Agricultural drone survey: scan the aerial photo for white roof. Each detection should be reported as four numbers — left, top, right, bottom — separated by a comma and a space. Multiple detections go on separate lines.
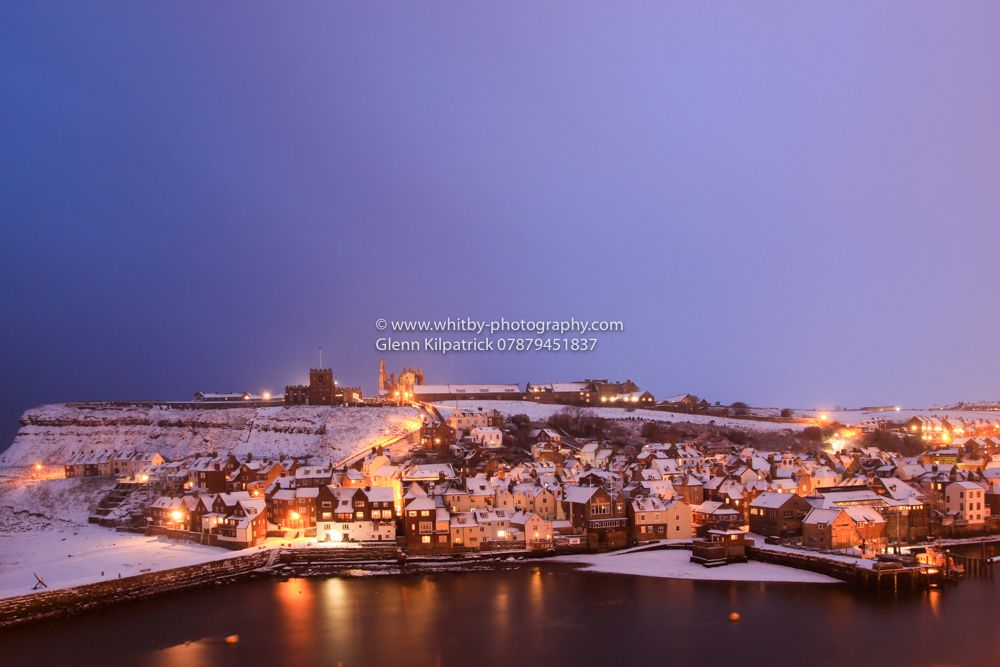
749, 492, 797, 509
844, 506, 885, 524
550, 382, 591, 392
415, 384, 520, 395
405, 497, 436, 511
364, 487, 395, 503
509, 510, 546, 525
878, 477, 924, 502
562, 486, 599, 504
803, 508, 843, 525
404, 463, 456, 480
631, 497, 670, 512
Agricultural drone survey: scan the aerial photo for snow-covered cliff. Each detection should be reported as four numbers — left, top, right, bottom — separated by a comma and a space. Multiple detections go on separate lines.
0, 403, 422, 466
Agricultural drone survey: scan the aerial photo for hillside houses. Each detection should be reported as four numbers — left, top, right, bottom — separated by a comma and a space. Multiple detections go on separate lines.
904, 416, 1000, 444
316, 486, 396, 543
628, 497, 690, 542
64, 450, 121, 478
470, 426, 504, 449
56, 408, 1000, 562
448, 409, 503, 436
562, 485, 628, 550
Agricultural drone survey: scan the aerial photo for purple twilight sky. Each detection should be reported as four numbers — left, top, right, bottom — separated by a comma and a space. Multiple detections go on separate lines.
2, 3, 999, 448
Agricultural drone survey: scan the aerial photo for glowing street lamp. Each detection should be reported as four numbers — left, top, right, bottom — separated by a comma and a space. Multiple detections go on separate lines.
170, 510, 184, 523
262, 391, 272, 401
34, 463, 42, 471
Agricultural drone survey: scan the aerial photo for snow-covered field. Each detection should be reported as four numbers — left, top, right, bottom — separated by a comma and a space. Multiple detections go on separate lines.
553, 549, 841, 584
433, 401, 806, 432
0, 523, 264, 599
0, 404, 422, 466
435, 400, 1000, 432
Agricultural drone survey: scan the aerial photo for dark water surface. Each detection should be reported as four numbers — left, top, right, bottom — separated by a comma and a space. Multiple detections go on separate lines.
0, 564, 995, 667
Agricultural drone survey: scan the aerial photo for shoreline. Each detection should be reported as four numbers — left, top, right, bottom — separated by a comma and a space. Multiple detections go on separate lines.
0, 548, 548, 631
0, 541, 875, 631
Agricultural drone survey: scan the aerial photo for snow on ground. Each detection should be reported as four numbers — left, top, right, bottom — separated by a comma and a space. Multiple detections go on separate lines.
0, 473, 331, 600
437, 401, 1000, 431
0, 476, 115, 527
553, 548, 841, 584
433, 401, 806, 432
0, 474, 251, 599
0, 405, 429, 600
1, 404, 423, 466
0, 523, 264, 599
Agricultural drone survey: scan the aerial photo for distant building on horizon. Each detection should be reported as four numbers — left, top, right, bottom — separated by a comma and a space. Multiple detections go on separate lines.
194, 391, 252, 402
525, 379, 654, 406
379, 359, 425, 399
285, 368, 362, 406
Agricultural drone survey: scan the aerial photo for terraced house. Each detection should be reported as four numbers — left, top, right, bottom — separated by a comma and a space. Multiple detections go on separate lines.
562, 485, 628, 550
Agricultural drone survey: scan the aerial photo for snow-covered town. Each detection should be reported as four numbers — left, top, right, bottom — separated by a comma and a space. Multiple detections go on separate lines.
5, 365, 1000, 615
7, 5, 1000, 664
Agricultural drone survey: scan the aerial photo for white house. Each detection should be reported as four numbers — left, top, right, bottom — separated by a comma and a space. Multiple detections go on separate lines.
945, 481, 988, 525
509, 511, 553, 550
447, 409, 501, 436
316, 487, 397, 543
470, 426, 504, 449
472, 508, 513, 543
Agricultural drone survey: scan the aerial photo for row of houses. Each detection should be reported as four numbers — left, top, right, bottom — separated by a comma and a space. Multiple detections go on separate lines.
66, 410, 1000, 560
133, 442, 698, 552
148, 492, 269, 548
900, 416, 1000, 443
64, 450, 165, 478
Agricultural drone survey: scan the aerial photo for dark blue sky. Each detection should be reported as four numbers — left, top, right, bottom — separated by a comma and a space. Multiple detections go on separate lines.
2, 3, 999, 448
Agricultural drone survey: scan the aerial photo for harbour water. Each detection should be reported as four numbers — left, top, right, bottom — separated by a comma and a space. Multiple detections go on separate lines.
0, 562, 995, 667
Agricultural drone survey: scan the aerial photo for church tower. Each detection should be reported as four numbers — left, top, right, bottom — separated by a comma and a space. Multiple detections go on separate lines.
379, 358, 387, 394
